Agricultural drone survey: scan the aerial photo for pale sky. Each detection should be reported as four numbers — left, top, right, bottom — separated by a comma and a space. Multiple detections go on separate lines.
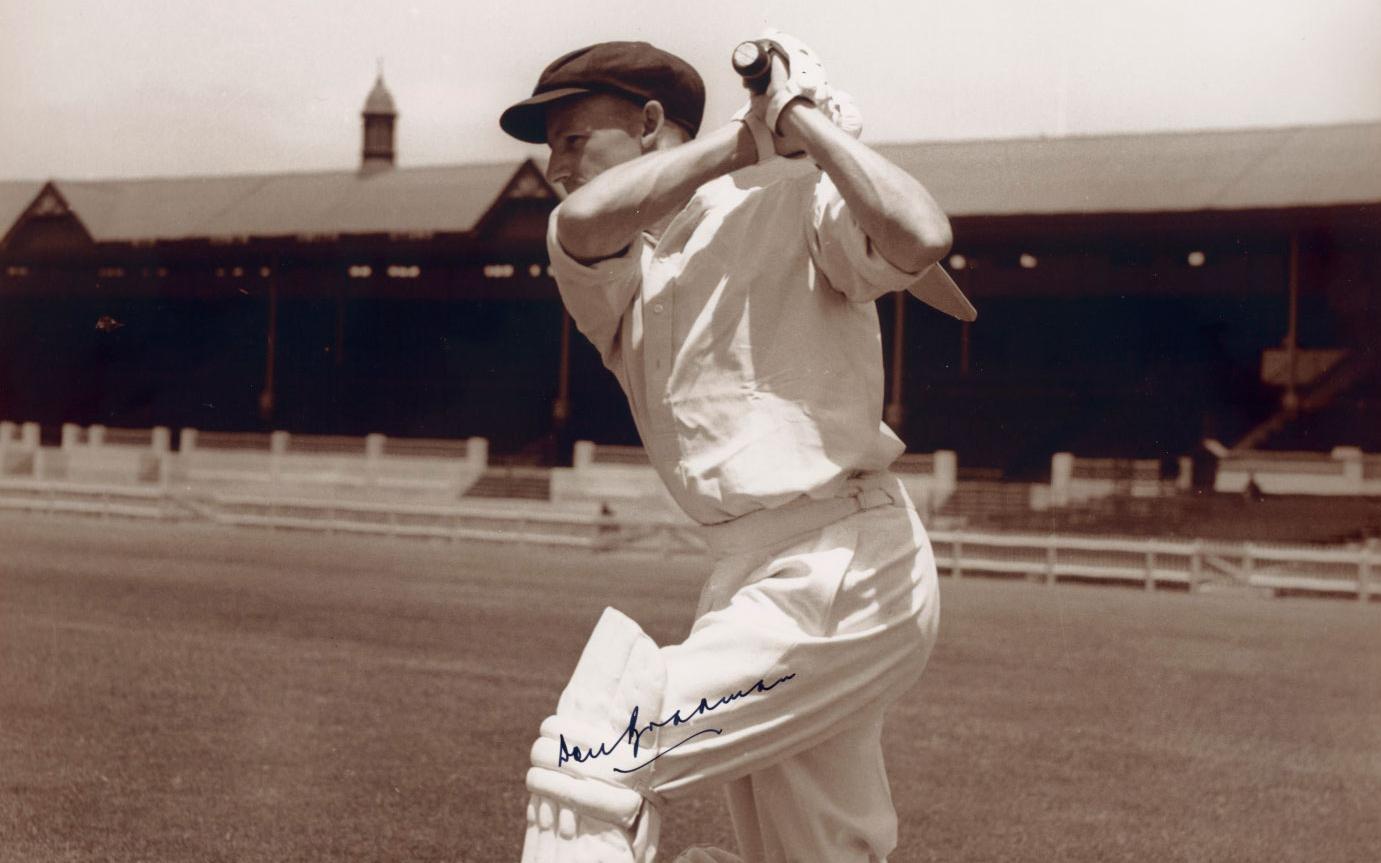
1, 0, 1378, 181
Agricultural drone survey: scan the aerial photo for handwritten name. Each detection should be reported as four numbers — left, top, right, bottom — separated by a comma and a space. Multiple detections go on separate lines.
557, 672, 797, 773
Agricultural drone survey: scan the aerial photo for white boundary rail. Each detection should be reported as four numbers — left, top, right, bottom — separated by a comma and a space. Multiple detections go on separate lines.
1, 480, 1375, 601
928, 530, 1377, 600
0, 479, 172, 520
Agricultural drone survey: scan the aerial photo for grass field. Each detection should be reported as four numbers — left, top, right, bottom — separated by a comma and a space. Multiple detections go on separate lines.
2, 512, 1379, 862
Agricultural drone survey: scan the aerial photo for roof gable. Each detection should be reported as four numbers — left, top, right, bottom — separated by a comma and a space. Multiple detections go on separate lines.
2, 182, 94, 252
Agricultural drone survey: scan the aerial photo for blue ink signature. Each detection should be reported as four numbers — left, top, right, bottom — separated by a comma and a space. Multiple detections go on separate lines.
557, 672, 797, 774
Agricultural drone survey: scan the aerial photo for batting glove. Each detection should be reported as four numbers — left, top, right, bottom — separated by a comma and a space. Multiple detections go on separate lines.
734, 29, 863, 162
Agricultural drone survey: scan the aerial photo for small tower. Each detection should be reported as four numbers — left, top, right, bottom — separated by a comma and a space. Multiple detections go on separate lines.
360, 64, 397, 173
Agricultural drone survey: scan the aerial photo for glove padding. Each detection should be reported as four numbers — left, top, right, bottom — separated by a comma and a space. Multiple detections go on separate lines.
758, 29, 829, 133
521, 790, 659, 863
734, 29, 862, 162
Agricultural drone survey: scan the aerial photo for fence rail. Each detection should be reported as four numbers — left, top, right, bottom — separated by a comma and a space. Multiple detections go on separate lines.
195, 431, 273, 451
287, 434, 366, 455
101, 427, 155, 447
0, 479, 171, 520
1, 478, 1374, 600
929, 530, 1376, 600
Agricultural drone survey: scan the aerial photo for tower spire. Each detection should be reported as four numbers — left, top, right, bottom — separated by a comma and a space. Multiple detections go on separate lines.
360, 64, 397, 173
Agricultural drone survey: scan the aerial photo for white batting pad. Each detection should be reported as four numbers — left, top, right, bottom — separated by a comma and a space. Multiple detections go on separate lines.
521, 607, 667, 863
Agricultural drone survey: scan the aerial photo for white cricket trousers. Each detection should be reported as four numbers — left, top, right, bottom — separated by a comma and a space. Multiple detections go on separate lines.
641, 473, 941, 863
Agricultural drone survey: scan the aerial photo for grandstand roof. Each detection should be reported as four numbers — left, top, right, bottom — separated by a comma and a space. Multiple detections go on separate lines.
4, 161, 550, 244
875, 121, 1381, 217
2, 121, 1377, 247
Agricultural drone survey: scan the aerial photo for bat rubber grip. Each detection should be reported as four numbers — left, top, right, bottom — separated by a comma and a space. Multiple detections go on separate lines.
732, 40, 772, 93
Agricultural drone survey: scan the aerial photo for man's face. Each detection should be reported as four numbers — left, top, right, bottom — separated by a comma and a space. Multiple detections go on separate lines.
543, 94, 645, 194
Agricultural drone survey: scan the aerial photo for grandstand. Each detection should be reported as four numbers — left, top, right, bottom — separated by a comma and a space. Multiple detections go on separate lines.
2, 71, 1378, 472
3, 77, 1380, 562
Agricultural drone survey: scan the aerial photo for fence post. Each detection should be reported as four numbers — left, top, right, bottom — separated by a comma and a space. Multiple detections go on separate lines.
23, 421, 43, 481
1361, 538, 1376, 604
467, 437, 489, 471
269, 430, 289, 482
1176, 456, 1193, 492
934, 450, 958, 507
1045, 535, 1058, 586
1051, 452, 1073, 508
175, 428, 197, 487
573, 440, 595, 471
1333, 446, 1364, 494
1242, 543, 1255, 588
1189, 540, 1203, 593
952, 533, 964, 580
61, 423, 81, 450
1144, 546, 1156, 592
150, 427, 171, 489
89, 424, 106, 448
0, 421, 10, 475
365, 433, 384, 486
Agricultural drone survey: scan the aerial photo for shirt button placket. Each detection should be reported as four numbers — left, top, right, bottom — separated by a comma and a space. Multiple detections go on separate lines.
647, 280, 674, 415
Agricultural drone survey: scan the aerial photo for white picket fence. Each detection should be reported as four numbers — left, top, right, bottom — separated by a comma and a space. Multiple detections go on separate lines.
1, 478, 1375, 601
0, 421, 489, 496
928, 530, 1377, 600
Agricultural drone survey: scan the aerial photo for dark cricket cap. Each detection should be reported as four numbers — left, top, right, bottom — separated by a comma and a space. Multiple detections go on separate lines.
500, 41, 706, 144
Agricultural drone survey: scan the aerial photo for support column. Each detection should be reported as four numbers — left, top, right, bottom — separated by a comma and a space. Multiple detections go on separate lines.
334, 285, 347, 368
1284, 231, 1300, 416
259, 265, 278, 423
885, 291, 905, 428
553, 308, 573, 459
333, 278, 347, 429
960, 262, 973, 377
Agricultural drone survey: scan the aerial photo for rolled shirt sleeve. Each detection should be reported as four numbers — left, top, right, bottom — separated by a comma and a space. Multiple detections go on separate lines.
806, 172, 924, 304
545, 205, 645, 367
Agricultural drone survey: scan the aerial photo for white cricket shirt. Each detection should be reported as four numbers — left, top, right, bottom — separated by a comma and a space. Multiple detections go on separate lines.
548, 159, 922, 525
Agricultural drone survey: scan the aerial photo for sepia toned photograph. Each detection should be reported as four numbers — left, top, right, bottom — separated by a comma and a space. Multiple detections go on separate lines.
1, 1, 1378, 860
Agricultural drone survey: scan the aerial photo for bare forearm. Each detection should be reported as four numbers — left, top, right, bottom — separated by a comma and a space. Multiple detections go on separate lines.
557, 123, 759, 260
781, 104, 952, 273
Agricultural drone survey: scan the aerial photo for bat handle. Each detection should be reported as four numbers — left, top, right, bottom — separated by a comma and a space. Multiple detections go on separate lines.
732, 40, 774, 94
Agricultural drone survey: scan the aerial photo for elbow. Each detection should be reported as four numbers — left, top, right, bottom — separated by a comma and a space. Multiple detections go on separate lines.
885, 212, 952, 275
555, 187, 642, 261
554, 197, 613, 262
920, 215, 954, 266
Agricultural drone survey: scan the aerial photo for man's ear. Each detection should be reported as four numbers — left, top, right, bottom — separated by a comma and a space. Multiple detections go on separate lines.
640, 100, 667, 150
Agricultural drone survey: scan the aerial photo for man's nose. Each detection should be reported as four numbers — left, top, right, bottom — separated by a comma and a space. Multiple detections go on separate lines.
544, 155, 569, 187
